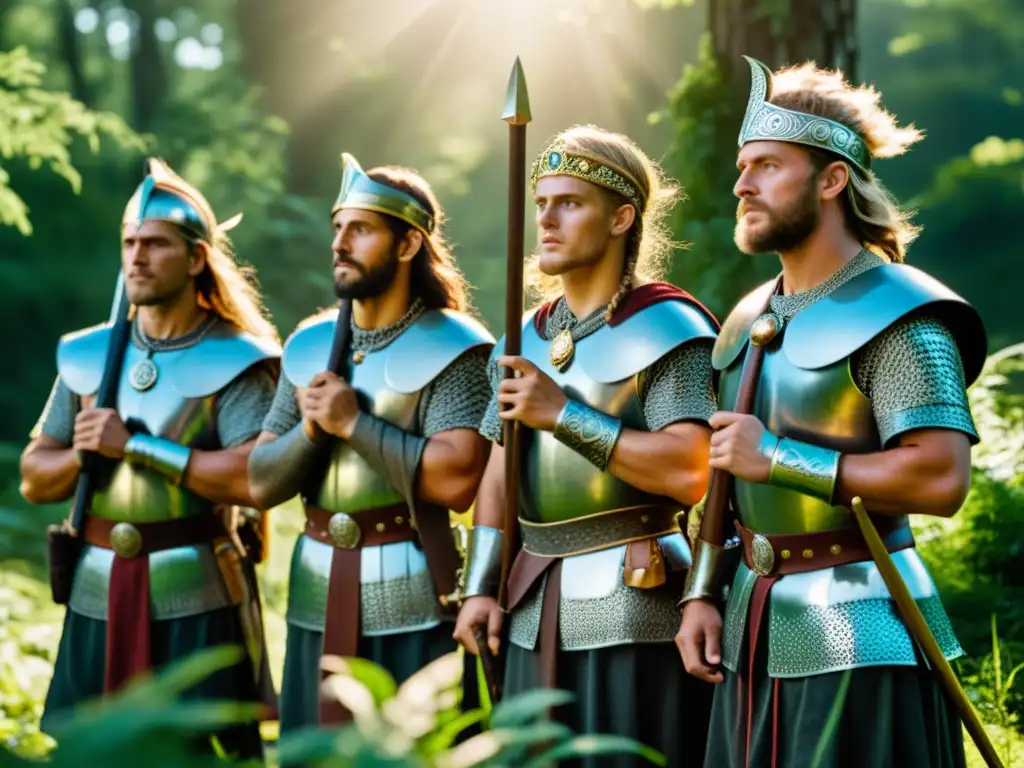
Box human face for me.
[330,208,400,300]
[533,175,627,276]
[122,219,200,306]
[733,141,821,255]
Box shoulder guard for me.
[489,308,539,361]
[785,264,986,385]
[385,309,495,393]
[578,299,718,383]
[282,310,337,388]
[56,323,112,396]
[169,325,282,398]
[712,279,777,372]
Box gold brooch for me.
[352,350,366,364]
[549,329,574,371]
[749,313,782,346]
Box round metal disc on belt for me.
[110,522,143,558]
[750,533,775,576]
[328,512,361,549]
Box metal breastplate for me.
[518,299,719,524]
[280,307,494,635]
[56,320,281,619]
[713,263,986,536]
[711,264,981,677]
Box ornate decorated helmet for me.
[331,152,435,235]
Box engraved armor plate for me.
[516,299,717,524]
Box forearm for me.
[472,444,506,529]
[417,429,489,513]
[183,441,262,507]
[19,442,80,504]
[608,424,711,506]
[760,430,971,518]
[461,446,506,599]
[834,441,971,517]
[247,426,319,509]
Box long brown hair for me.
[769,63,923,263]
[527,125,682,311]
[366,166,470,313]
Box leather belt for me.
[303,503,415,549]
[736,520,915,578]
[519,504,680,558]
[83,513,227,558]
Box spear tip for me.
[502,56,532,126]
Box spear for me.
[496,57,531,611]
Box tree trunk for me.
[57,0,93,106]
[123,0,166,131]
[709,0,858,77]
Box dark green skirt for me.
[279,621,467,733]
[705,639,967,767]
[42,606,264,760]
[505,641,715,768]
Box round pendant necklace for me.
[129,314,217,391]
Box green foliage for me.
[0,46,144,235]
[656,34,776,316]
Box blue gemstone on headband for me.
[548,152,562,169]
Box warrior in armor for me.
[19,159,281,759]
[453,125,720,766]
[677,57,985,767]
[248,154,494,730]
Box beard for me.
[333,248,400,300]
[126,276,187,307]
[734,181,820,255]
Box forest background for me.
[0,0,1021,764]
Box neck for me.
[351,276,413,330]
[777,214,863,295]
[136,287,206,339]
[559,244,626,320]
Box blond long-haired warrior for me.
[680,57,985,768]
[455,125,722,767]
[20,158,281,760]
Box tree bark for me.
[710,0,858,78]
[57,0,93,106]
[123,0,166,131]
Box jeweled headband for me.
[121,158,238,241]
[531,139,647,213]
[738,56,871,174]
[332,152,435,235]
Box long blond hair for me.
[769,63,923,263]
[189,229,279,342]
[527,125,682,311]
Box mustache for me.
[332,255,366,274]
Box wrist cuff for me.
[768,437,841,504]
[553,400,623,472]
[124,434,192,485]
[461,525,504,600]
[680,537,741,605]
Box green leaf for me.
[489,689,575,728]
[522,734,667,768]
[323,655,398,706]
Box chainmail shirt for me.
[769,249,978,446]
[33,315,276,449]
[479,296,717,443]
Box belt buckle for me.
[750,533,776,577]
[328,512,362,549]
[110,522,143,558]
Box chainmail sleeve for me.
[30,375,78,444]
[261,371,303,437]
[639,339,717,432]
[854,315,979,447]
[479,343,504,444]
[418,346,492,438]
[215,362,280,448]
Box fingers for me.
[497,356,536,376]
[704,621,722,667]
[679,627,724,684]
[453,619,479,656]
[709,411,741,430]
[487,606,503,656]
